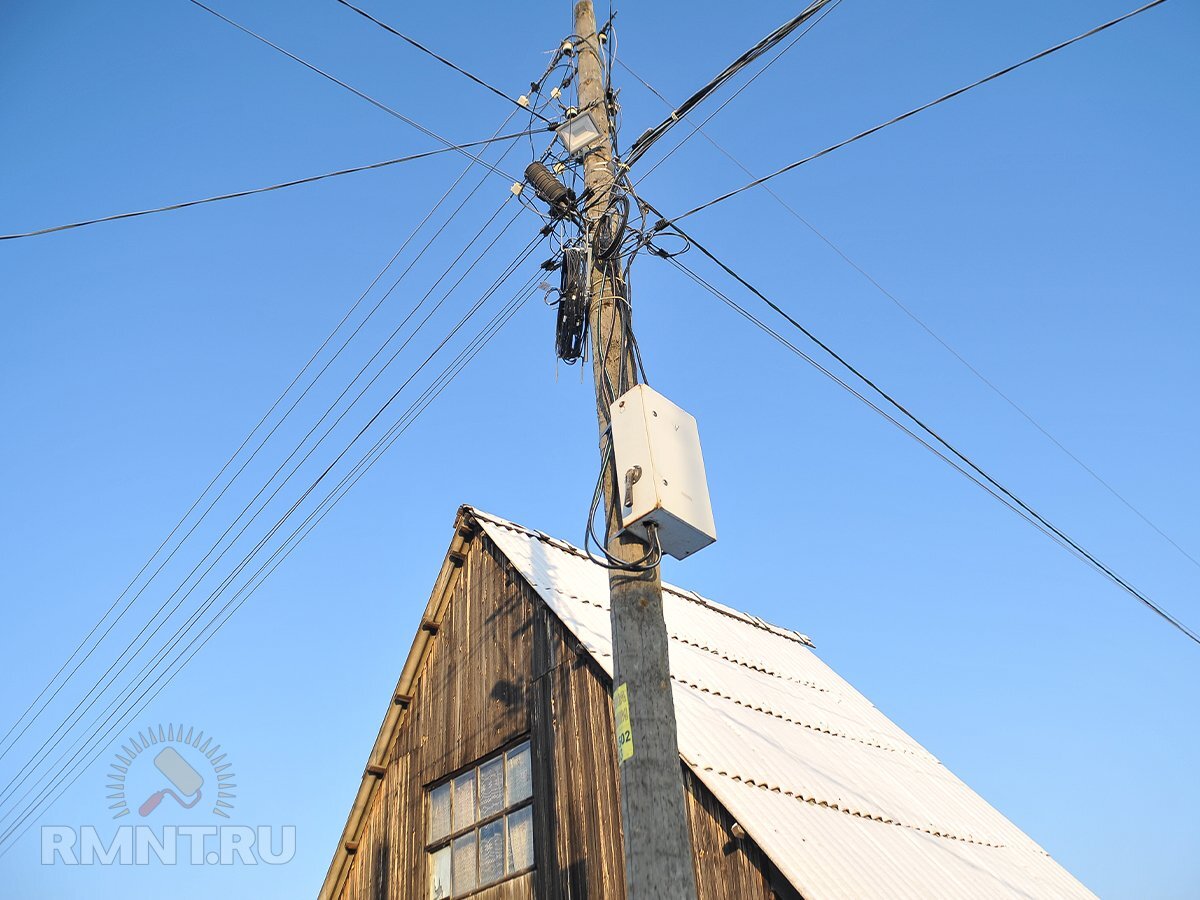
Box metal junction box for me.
[609,385,716,560]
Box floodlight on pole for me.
[556,109,604,156]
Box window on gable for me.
[427,740,534,899]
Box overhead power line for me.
[621,63,1200,574]
[0,109,525,767]
[0,274,542,857]
[626,0,844,187]
[0,127,541,241]
[662,0,1171,224]
[186,0,523,182]
[0,199,530,819]
[331,0,552,123]
[654,222,1199,647]
[0,219,543,833]
[623,0,838,170]
[0,242,547,854]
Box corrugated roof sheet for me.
[473,508,1095,900]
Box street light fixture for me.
[556,109,604,156]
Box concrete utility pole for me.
[571,2,699,897]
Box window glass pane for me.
[505,742,532,806]
[429,782,452,842]
[452,772,477,831]
[429,845,452,900]
[452,832,477,895]
[478,756,504,819]
[478,819,504,885]
[506,806,534,873]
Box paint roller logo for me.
[107,723,236,820]
[139,747,203,816]
[39,721,296,867]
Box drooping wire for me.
[623,60,1200,574]
[0,226,547,834]
[0,256,549,855]
[622,0,839,170]
[583,434,663,572]
[624,0,843,188]
[0,108,528,766]
[554,243,589,363]
[0,204,535,820]
[186,0,525,182]
[662,0,1172,224]
[663,252,1100,560]
[0,128,541,242]
[654,224,1200,647]
[331,0,553,122]
[574,197,660,573]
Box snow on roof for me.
[473,508,1095,900]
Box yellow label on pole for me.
[613,683,634,763]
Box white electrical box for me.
[609,385,716,560]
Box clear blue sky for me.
[1,1,1196,897]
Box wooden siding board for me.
[530,603,565,900]
[338,534,536,899]
[335,530,800,900]
[682,766,804,900]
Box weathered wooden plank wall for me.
[337,533,532,899]
[683,767,803,900]
[334,529,800,900]
[530,593,627,899]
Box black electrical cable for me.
[0,227,547,832]
[555,244,589,363]
[0,208,539,816]
[626,61,1200,574]
[0,262,548,850]
[583,438,663,572]
[331,0,553,123]
[624,0,843,188]
[663,252,1099,563]
[525,49,571,157]
[664,0,1171,224]
[0,264,549,854]
[0,128,540,242]
[186,0,529,183]
[657,223,1200,648]
[593,193,629,261]
[623,0,838,170]
[0,109,527,766]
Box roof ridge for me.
[467,506,814,648]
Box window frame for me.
[425,738,535,899]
